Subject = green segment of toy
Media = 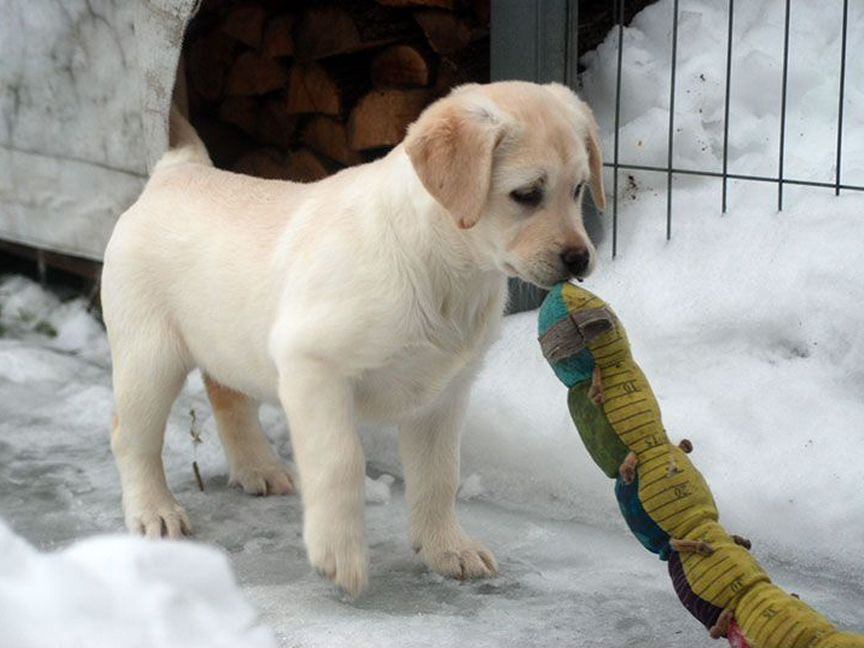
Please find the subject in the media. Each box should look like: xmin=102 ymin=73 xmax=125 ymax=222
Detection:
xmin=567 ymin=381 xmax=629 ymax=478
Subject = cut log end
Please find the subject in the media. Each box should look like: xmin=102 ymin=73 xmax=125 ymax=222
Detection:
xmin=287 ymin=149 xmax=331 ymax=183
xmin=187 ymin=30 xmax=236 ymax=102
xmin=377 ymin=0 xmax=456 ymax=9
xmin=414 ymin=10 xmax=473 ymax=55
xmin=233 ymin=148 xmax=330 ymax=183
xmin=371 ymin=44 xmax=431 ymax=88
xmin=221 ymin=4 xmax=266 ymax=48
xmin=256 ymin=99 xmax=299 ymax=150
xmin=303 ymin=116 xmax=365 ymax=166
xmin=348 ymin=89 xmax=431 ymax=150
xmin=295 ymin=7 xmax=361 ymax=61
xmin=295 ymin=4 xmax=419 ymax=61
xmin=285 ymin=63 xmax=342 ymax=115
xmin=262 ymin=14 xmax=295 ymax=58
xmin=219 ymin=96 xmax=258 ymax=135
xmin=225 ymin=52 xmax=290 ymax=96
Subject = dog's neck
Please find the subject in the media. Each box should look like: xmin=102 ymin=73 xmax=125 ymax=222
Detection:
xmin=358 ymin=148 xmax=505 ymax=344
xmin=378 ymin=146 xmax=502 ymax=282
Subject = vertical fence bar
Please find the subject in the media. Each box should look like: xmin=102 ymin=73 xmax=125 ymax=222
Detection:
xmin=835 ymin=0 xmax=849 ymax=196
xmin=612 ymin=0 xmax=624 ymax=257
xmin=721 ymin=0 xmax=734 ymax=213
xmin=534 ymin=0 xmax=542 ymax=82
xmin=666 ymin=0 xmax=679 ymax=239
xmin=36 ymin=250 xmax=47 ymax=287
xmin=777 ymin=0 xmax=791 ymax=211
xmin=565 ymin=0 xmax=579 ymax=88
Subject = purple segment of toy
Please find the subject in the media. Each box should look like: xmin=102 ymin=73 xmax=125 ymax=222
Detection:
xmin=668 ymin=550 xmax=724 ymax=630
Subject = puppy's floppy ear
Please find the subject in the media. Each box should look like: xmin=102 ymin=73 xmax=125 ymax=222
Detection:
xmin=404 ymin=95 xmax=506 ymax=229
xmin=581 ymin=110 xmax=606 ymax=211
xmin=545 ymin=83 xmax=606 ymax=211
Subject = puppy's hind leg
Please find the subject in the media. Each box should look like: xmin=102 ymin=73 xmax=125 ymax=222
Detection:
xmin=203 ymin=375 xmax=294 ymax=496
xmin=110 ymin=325 xmax=192 ymax=539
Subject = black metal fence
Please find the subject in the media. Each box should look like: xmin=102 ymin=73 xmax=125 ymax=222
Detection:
xmin=606 ymin=0 xmax=861 ymax=257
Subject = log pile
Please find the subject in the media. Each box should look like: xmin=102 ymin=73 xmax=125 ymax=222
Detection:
xmin=183 ymin=0 xmax=490 ymax=182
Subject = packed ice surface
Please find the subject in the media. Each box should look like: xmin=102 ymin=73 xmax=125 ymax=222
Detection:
xmin=3 ymin=196 xmax=864 ymax=648
xmin=2 ymin=0 xmax=864 ymax=645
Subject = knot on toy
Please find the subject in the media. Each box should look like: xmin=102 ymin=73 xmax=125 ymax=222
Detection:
xmin=619 ymin=451 xmax=638 ymax=484
xmin=669 ymin=538 xmax=715 ymax=556
xmin=539 ymin=307 xmax=615 ymax=364
xmin=710 ymin=609 xmax=735 ymax=639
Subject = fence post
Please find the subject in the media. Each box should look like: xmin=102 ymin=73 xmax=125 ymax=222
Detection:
xmin=493 ymin=0 xmax=597 ymax=314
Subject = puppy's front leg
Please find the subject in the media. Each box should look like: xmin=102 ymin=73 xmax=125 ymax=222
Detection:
xmin=399 ymin=381 xmax=497 ymax=580
xmin=278 ymin=357 xmax=368 ymax=596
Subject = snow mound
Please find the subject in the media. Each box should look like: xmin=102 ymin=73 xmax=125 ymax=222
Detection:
xmin=0 ymin=275 xmax=109 ymax=365
xmin=580 ymin=0 xmax=864 ymax=196
xmin=0 ymin=519 xmax=275 ymax=648
xmin=365 ymin=474 xmax=395 ymax=505
xmin=458 ymin=473 xmax=486 ymax=500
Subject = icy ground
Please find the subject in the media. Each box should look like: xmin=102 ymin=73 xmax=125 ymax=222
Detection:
xmin=2 ymin=182 xmax=864 ymax=647
xmin=0 ymin=191 xmax=864 ymax=648
xmin=2 ymin=0 xmax=864 ymax=645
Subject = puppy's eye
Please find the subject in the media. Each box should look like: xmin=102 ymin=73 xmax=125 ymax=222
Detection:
xmin=573 ymin=183 xmax=585 ymax=201
xmin=510 ymin=187 xmax=543 ymax=208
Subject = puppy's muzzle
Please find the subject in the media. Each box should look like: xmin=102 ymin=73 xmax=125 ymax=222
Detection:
xmin=560 ymin=247 xmax=592 ymax=278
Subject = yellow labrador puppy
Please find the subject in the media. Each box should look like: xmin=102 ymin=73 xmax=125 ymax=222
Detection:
xmin=101 ymin=81 xmax=605 ymax=595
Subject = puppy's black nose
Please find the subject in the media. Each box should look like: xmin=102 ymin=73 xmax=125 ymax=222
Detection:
xmin=561 ymin=248 xmax=591 ymax=277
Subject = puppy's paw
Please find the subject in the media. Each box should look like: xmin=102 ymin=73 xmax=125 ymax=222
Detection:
xmin=229 ymin=461 xmax=295 ymax=496
xmin=417 ymin=535 xmax=497 ymax=580
xmin=125 ymin=496 xmax=192 ymax=539
xmin=305 ymin=516 xmax=369 ymax=596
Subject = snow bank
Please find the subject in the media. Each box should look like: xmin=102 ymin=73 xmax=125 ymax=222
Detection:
xmin=0 ymin=275 xmax=109 ymax=365
xmin=0 ymin=519 xmax=274 ymax=648
xmin=454 ymin=191 xmax=864 ymax=576
xmin=442 ymin=0 xmax=864 ymax=579
xmin=580 ymin=0 xmax=864 ymax=195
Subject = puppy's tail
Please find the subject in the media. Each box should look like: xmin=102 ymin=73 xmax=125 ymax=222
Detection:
xmin=159 ymin=104 xmax=212 ymax=169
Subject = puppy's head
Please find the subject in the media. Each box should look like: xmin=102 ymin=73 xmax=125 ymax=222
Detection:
xmin=404 ymin=81 xmax=605 ymax=288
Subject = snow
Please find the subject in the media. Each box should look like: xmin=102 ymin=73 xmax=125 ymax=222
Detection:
xmin=365 ymin=474 xmax=395 ymax=505
xmin=458 ymin=473 xmax=486 ymax=500
xmin=452 ymin=194 xmax=864 ymax=577
xmin=580 ymin=0 xmax=864 ymax=190
xmin=0 ymin=520 xmax=274 ymax=648
xmin=1 ymin=0 xmax=863 ymax=645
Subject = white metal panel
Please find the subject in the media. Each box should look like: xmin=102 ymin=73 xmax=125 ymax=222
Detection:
xmin=0 ymin=0 xmax=197 ymax=261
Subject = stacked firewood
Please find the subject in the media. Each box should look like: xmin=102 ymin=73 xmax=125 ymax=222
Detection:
xmin=183 ymin=0 xmax=490 ymax=181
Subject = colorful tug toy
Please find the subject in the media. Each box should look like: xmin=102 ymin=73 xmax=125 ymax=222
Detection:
xmin=538 ymin=281 xmax=864 ymax=648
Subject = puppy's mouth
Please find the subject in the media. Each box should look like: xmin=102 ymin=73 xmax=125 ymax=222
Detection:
xmin=504 ymin=261 xmax=574 ymax=290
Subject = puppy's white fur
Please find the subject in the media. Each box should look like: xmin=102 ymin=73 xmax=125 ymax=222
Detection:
xmin=101 ymin=81 xmax=604 ymax=595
